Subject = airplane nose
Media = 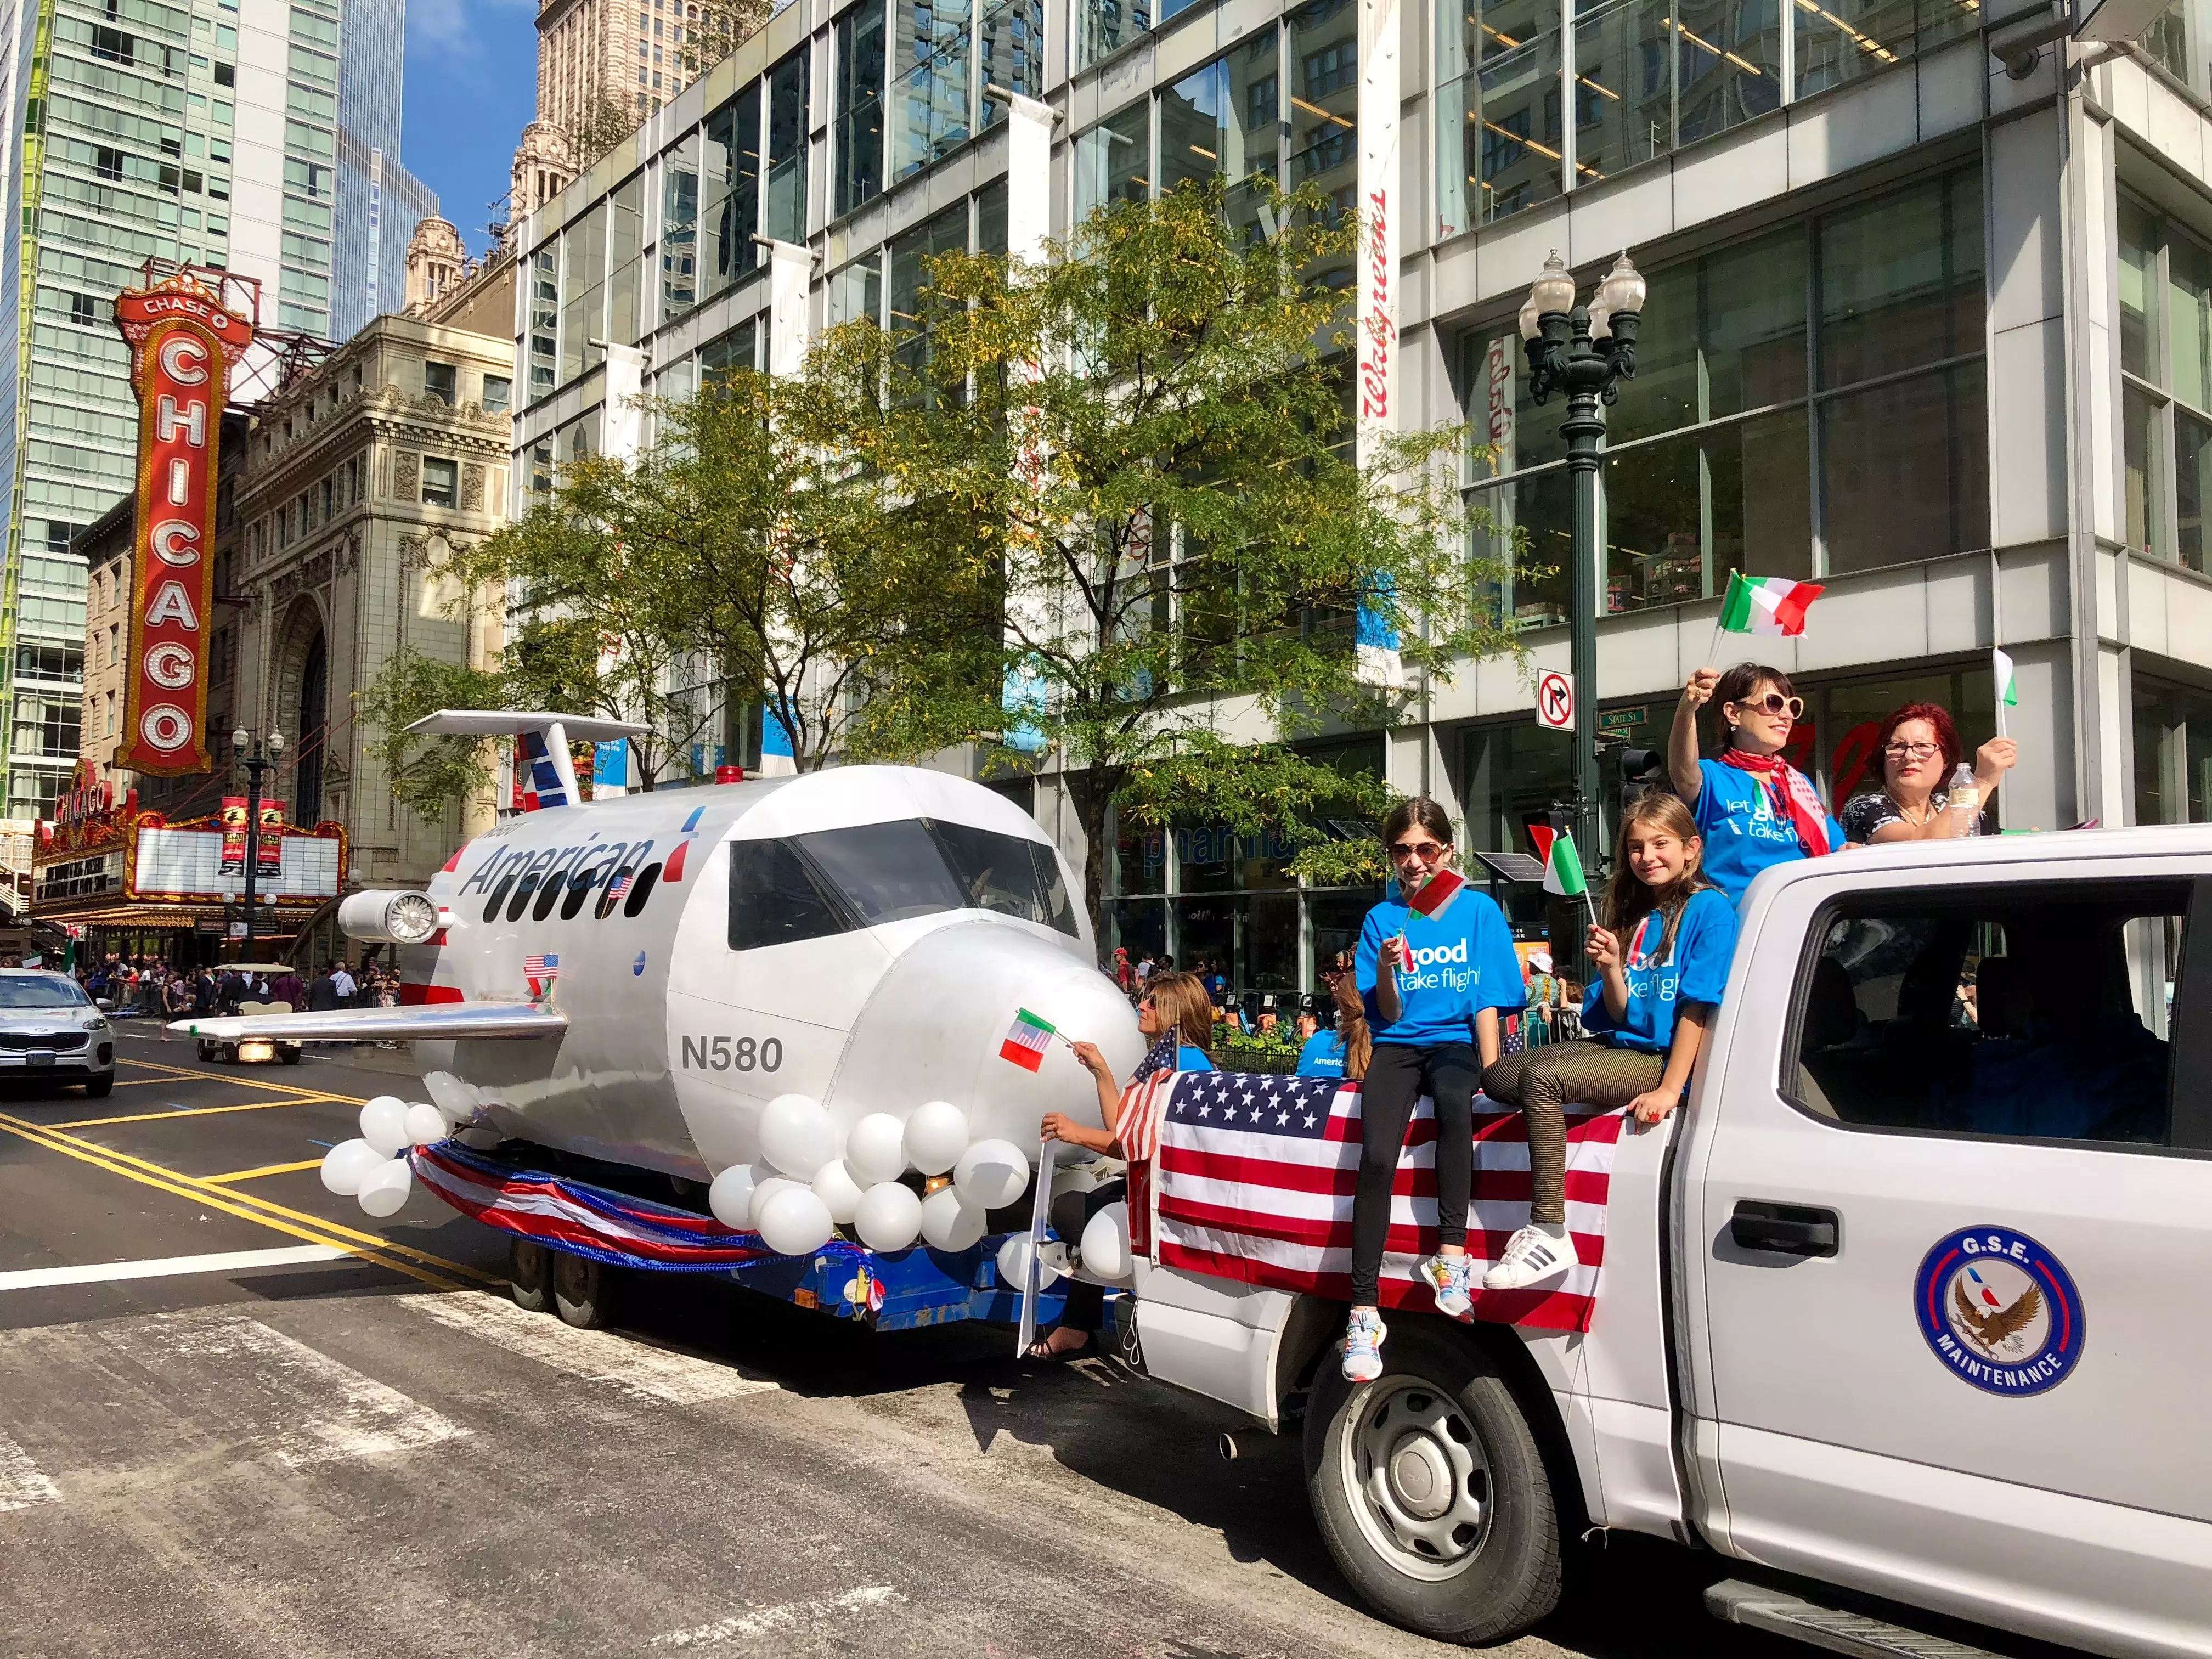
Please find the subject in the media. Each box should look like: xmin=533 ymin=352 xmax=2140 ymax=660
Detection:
xmin=823 ymin=920 xmax=1144 ymax=1148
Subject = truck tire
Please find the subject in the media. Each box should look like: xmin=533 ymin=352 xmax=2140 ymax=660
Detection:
xmin=510 ymin=1238 xmax=552 ymax=1314
xmin=1304 ymin=1321 xmax=1562 ymax=1645
xmin=552 ymin=1250 xmax=614 ymax=1329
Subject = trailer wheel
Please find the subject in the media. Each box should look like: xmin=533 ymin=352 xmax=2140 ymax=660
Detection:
xmin=510 ymin=1238 xmax=552 ymax=1314
xmin=552 ymin=1251 xmax=614 ymax=1329
xmin=1304 ymin=1321 xmax=1561 ymax=1645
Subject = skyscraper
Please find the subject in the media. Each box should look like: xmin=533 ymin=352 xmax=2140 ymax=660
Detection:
xmin=0 ymin=0 xmax=433 ymax=820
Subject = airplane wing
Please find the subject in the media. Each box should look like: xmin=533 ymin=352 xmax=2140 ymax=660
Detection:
xmin=402 ymin=709 xmax=651 ymax=812
xmin=168 ymin=1004 xmax=568 ymax=1042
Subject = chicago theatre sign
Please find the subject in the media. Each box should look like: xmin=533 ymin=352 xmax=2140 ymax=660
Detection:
xmin=112 ymin=274 xmax=255 ymax=777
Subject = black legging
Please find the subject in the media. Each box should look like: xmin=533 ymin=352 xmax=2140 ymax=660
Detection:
xmin=1351 ymin=1041 xmax=1480 ymax=1307
xmin=1048 ymin=1178 xmax=1126 ymax=1334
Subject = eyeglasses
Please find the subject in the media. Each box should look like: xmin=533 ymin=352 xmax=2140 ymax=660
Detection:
xmin=1388 ymin=840 xmax=1448 ymax=860
xmin=1883 ymin=741 xmax=1940 ymax=760
xmin=1736 ymin=693 xmax=1805 ymax=720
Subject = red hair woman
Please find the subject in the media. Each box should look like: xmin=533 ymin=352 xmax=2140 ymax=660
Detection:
xmin=1839 ymin=702 xmax=2016 ymax=843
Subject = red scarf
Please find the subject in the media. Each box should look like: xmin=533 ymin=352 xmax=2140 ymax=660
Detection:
xmin=1718 ymin=748 xmax=1838 ymax=858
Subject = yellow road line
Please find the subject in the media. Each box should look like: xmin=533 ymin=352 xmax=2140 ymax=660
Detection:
xmin=0 ymin=1113 xmax=465 ymax=1290
xmin=51 ymin=1096 xmax=340 ymax=1130
xmin=0 ymin=1115 xmax=501 ymax=1287
xmin=116 ymin=1054 xmax=368 ymax=1105
xmin=204 ymin=1159 xmax=325 ymax=1184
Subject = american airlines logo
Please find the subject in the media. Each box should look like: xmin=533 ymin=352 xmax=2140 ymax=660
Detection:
xmin=458 ymin=835 xmax=664 ymax=925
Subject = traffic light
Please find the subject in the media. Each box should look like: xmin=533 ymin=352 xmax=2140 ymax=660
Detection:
xmin=1618 ymin=744 xmax=1664 ymax=802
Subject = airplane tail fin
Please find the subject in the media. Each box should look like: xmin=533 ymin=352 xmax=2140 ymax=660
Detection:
xmin=403 ymin=709 xmax=649 ymax=811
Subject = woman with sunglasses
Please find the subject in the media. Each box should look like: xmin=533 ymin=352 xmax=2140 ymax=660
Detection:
xmin=1668 ymin=661 xmax=1844 ymax=906
xmin=1839 ymin=702 xmax=2016 ymax=844
xmin=1340 ymin=798 xmax=1526 ymax=1384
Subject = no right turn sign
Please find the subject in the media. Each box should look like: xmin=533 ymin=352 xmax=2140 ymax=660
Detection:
xmin=1537 ymin=669 xmax=1575 ymax=732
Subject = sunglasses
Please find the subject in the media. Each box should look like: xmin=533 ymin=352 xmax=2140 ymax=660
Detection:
xmin=1388 ymin=840 xmax=1449 ymax=860
xmin=1735 ymin=693 xmax=1805 ymax=720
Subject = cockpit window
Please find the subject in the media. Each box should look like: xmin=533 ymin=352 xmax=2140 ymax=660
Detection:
xmin=726 ymin=819 xmax=1081 ymax=949
xmin=728 ymin=837 xmax=847 ymax=950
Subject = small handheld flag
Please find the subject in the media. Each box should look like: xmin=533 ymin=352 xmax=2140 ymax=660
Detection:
xmin=1718 ymin=571 xmax=1825 ymax=637
xmin=1528 ymin=825 xmax=1600 ymax=931
xmin=1993 ymin=648 xmax=2017 ymax=739
xmin=1407 ymin=866 xmax=1465 ymax=920
xmin=524 ymin=953 xmax=559 ymax=996
xmin=999 ymin=1007 xmax=1061 ymax=1071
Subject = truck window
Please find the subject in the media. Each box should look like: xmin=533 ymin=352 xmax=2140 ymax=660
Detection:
xmin=1786 ymin=881 xmax=2185 ymax=1148
xmin=727 ymin=837 xmax=850 ymax=950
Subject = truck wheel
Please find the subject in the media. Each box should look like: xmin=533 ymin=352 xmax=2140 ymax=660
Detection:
xmin=1304 ymin=1321 xmax=1562 ymax=1645
xmin=279 ymin=1047 xmax=302 ymax=1065
xmin=510 ymin=1238 xmax=552 ymax=1313
xmin=552 ymin=1251 xmax=614 ymax=1329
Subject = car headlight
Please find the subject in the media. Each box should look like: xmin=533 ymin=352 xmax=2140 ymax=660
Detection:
xmin=81 ymin=1017 xmax=106 ymax=1031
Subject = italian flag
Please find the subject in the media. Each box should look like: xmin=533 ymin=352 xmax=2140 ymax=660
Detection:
xmin=1719 ymin=571 xmax=1824 ymax=637
xmin=1994 ymin=647 xmax=2017 ymax=737
xmin=1528 ymin=825 xmax=1600 ymax=927
xmin=999 ymin=1007 xmax=1058 ymax=1071
xmin=1407 ymin=866 xmax=1465 ymax=919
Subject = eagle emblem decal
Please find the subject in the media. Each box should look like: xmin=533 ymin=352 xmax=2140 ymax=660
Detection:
xmin=1914 ymin=1227 xmax=2084 ymax=1397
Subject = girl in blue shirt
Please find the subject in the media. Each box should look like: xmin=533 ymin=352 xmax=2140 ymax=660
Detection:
xmin=1342 ymin=799 xmax=1527 ymax=1382
xmin=1481 ymin=794 xmax=1738 ymax=1288
xmin=1668 ymin=660 xmax=1843 ymax=906
xmin=1296 ymin=975 xmax=1372 ymax=1081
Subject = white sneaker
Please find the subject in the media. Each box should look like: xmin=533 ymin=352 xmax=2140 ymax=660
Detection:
xmin=1340 ymin=1308 xmax=1387 ymax=1383
xmin=1482 ymin=1226 xmax=1579 ymax=1290
xmin=1418 ymin=1253 xmax=1474 ymax=1319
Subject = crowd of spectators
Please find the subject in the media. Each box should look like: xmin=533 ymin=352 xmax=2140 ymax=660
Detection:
xmin=37 ymin=953 xmax=402 ymax=1020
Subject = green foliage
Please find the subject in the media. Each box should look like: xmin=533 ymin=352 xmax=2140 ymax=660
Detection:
xmin=788 ymin=174 xmax=1520 ymax=927
xmin=358 ymin=646 xmax=509 ymax=825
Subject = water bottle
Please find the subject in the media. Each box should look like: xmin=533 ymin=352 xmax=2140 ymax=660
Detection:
xmin=1947 ymin=762 xmax=1981 ymax=836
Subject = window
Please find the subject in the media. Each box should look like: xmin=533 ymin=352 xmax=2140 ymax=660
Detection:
xmin=529 ymin=248 xmax=558 ymax=401
xmin=978 ymin=0 xmax=1043 ymax=127
xmin=424 ymin=360 xmax=455 ymax=403
xmin=2118 ymin=190 xmax=2212 ymax=573
xmin=69 ymin=294 xmax=98 ymax=326
xmin=701 ymin=319 xmax=757 ymax=380
xmin=2135 ymin=672 xmax=2212 ymax=826
xmin=94 ymin=145 xmax=123 ymax=182
xmin=890 ymin=0 xmax=971 ymax=181
xmin=1158 ymin=31 xmax=1281 ymax=232
xmin=1462 ymin=163 xmax=1984 ymax=625
xmin=482 ymin=374 xmax=511 ymax=414
xmin=704 ymin=87 xmax=761 ymax=296
xmin=729 ymin=838 xmax=848 ymax=950
xmin=1788 ymin=882 xmax=2187 ymax=1149
xmin=421 ymin=456 xmax=458 ymax=507
xmin=1074 ymin=99 xmax=1150 ymax=222
xmin=662 ymin=160 xmax=698 ymax=317
xmin=1071 ymin=0 xmax=1150 ymax=69
xmin=835 ymin=0 xmax=887 ymax=215
xmin=765 ymin=48 xmax=808 ymax=241
xmin=560 ymin=205 xmax=607 ymax=385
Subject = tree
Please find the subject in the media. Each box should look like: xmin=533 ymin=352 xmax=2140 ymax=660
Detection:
xmin=676 ymin=0 xmax=769 ymax=77
xmin=788 ymin=176 xmax=1520 ymax=933
xmin=565 ymin=91 xmax=641 ymax=170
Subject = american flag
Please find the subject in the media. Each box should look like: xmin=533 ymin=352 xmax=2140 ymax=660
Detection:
xmin=607 ymin=871 xmax=633 ymax=901
xmin=1145 ymin=1073 xmax=1623 ymax=1333
xmin=523 ymin=953 xmax=558 ymax=976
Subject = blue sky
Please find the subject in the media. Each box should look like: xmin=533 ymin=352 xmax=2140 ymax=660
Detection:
xmin=402 ymin=0 xmax=541 ymax=259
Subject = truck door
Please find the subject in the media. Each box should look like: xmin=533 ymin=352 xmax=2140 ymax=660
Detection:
xmin=1685 ymin=864 xmax=2212 ymax=1654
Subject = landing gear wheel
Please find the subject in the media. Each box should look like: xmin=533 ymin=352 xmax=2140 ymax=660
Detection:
xmin=552 ymin=1250 xmax=613 ymax=1329
xmin=1304 ymin=1321 xmax=1561 ymax=1645
xmin=198 ymin=1041 xmax=216 ymax=1062
xmin=81 ymin=1074 xmax=114 ymax=1098
xmin=510 ymin=1238 xmax=552 ymax=1314
xmin=278 ymin=1047 xmax=302 ymax=1065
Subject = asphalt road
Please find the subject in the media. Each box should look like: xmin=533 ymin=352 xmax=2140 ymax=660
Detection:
xmin=0 ymin=1025 xmax=1813 ymax=1659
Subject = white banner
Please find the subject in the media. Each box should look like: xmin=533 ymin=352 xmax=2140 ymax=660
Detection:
xmin=766 ymin=241 xmax=810 ymax=379
xmin=1355 ymin=0 xmax=1403 ymax=690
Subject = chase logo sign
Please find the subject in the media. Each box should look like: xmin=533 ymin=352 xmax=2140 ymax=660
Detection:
xmin=1913 ymin=1226 xmax=2084 ymax=1397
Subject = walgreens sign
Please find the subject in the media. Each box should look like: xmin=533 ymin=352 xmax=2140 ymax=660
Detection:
xmin=114 ymin=279 xmax=253 ymax=776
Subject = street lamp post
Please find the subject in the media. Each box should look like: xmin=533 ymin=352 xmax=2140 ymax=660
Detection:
xmin=231 ymin=726 xmax=284 ymax=956
xmin=1517 ymin=249 xmax=1647 ymax=867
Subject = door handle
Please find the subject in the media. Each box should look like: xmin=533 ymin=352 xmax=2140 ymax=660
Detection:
xmin=1730 ymin=1201 xmax=1839 ymax=1257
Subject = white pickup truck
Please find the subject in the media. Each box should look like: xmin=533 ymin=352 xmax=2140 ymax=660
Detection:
xmin=1127 ymin=827 xmax=2212 ymax=1656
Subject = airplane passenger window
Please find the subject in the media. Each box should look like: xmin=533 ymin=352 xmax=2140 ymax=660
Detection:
xmin=792 ymin=820 xmax=973 ymax=926
xmin=728 ymin=837 xmax=849 ymax=950
xmin=1786 ymin=881 xmax=2185 ymax=1148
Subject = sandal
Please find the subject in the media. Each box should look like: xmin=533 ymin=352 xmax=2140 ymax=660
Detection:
xmin=1024 ymin=1328 xmax=1098 ymax=1362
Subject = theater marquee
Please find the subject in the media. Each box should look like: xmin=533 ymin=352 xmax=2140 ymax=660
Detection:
xmin=113 ymin=274 xmax=255 ymax=777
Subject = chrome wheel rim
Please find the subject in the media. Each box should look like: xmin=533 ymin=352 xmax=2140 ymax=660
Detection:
xmin=1339 ymin=1374 xmax=1493 ymax=1580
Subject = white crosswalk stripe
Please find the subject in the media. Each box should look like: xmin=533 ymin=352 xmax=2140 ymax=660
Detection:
xmin=103 ymin=1308 xmax=468 ymax=1469
xmin=0 ymin=1431 xmax=60 ymax=1514
xmin=400 ymin=1291 xmax=779 ymax=1406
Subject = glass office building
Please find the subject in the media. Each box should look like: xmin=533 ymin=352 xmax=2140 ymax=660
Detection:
xmin=511 ymin=0 xmax=2212 ymax=995
xmin=0 ymin=0 xmax=432 ymax=819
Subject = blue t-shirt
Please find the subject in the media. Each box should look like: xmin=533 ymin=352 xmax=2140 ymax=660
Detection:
xmin=1581 ymin=888 xmax=1738 ymax=1054
xmin=1356 ymin=888 xmax=1526 ymax=1048
xmin=1295 ymin=1030 xmax=1347 ymax=1078
xmin=1693 ymin=757 xmax=1843 ymax=906
xmin=1177 ymin=1045 xmax=1216 ymax=1073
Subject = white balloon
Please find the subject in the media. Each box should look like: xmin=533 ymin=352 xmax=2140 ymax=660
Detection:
xmin=359 ymin=1095 xmax=410 ymax=1158
xmin=845 ymin=1113 xmax=909 ymax=1186
xmin=708 ymin=1164 xmax=758 ymax=1229
xmin=758 ymin=1093 xmax=838 ymax=1180
xmin=854 ymin=1182 xmax=923 ymax=1252
xmin=755 ymin=1186 xmax=836 ymax=1256
xmin=953 ymin=1139 xmax=1031 ymax=1211
xmin=749 ymin=1173 xmax=802 ymax=1222
xmin=318 ymin=1138 xmax=386 ymax=1196
xmin=902 ymin=1100 xmax=969 ymax=1176
xmin=918 ymin=1184 xmax=986 ymax=1252
xmin=356 ymin=1158 xmax=412 ymax=1217
xmin=810 ymin=1158 xmax=865 ymax=1225
xmin=996 ymin=1232 xmax=1062 ymax=1290
xmin=403 ymin=1103 xmax=449 ymax=1147
xmin=1080 ymin=1200 xmax=1133 ymax=1283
